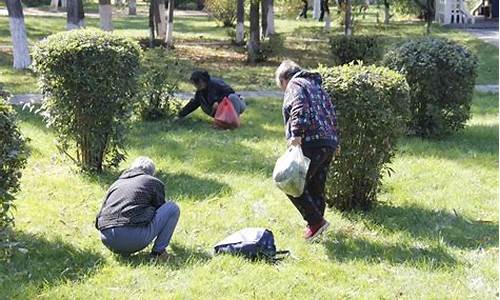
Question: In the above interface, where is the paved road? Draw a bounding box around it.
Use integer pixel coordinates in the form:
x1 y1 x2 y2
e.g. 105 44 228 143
7 86 497 105
463 28 499 47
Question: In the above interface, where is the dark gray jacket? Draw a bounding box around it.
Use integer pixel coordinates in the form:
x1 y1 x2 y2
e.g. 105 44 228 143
95 169 165 231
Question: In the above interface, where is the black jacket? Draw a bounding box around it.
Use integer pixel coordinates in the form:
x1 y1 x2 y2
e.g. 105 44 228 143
178 77 235 118
95 169 165 231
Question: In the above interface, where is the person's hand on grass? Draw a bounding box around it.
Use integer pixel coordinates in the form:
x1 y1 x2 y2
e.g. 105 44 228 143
211 102 219 115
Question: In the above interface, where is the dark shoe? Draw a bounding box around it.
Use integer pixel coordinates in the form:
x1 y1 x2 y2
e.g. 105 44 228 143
150 250 169 261
304 219 330 242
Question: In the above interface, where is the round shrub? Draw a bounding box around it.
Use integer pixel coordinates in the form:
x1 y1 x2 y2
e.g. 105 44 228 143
0 97 29 228
319 63 410 210
330 35 383 66
137 48 184 121
32 30 141 172
205 0 237 27
383 37 478 137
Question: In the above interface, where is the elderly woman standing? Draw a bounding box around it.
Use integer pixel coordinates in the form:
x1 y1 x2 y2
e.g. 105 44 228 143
275 60 339 241
95 157 180 258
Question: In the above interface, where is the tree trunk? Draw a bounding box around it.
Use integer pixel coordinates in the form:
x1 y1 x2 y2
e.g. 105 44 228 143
50 0 58 11
313 0 321 19
99 0 113 31
128 0 136 15
344 0 352 35
236 0 244 44
165 0 174 48
383 0 390 24
61 0 67 8
324 11 331 30
5 0 31 69
247 0 261 63
261 0 268 37
67 0 85 30
196 0 204 10
149 0 155 44
151 0 161 35
157 0 167 40
266 0 275 35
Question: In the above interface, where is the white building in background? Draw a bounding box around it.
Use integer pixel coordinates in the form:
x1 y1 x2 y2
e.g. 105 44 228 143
435 0 475 24
436 0 499 25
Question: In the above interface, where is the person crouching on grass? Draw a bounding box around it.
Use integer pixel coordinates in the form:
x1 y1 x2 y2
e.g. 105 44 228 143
176 70 246 120
95 157 180 259
275 60 340 242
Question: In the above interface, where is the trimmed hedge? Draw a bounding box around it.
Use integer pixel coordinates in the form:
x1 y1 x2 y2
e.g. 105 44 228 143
319 63 410 210
0 97 29 228
383 37 478 137
330 35 383 66
32 30 141 172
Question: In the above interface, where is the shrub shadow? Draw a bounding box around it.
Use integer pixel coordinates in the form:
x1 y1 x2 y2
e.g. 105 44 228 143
323 231 457 269
348 204 498 249
0 229 104 299
156 170 231 201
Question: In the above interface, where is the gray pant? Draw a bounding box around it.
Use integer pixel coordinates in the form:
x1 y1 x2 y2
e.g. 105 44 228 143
100 202 180 255
228 93 246 115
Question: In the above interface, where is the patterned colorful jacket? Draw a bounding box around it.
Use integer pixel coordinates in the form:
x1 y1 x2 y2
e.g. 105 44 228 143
283 71 339 148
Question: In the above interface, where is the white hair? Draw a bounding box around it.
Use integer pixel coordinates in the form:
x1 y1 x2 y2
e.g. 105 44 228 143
275 60 302 89
130 156 156 175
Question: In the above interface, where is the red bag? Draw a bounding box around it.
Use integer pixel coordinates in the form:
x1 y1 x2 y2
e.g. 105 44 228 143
214 97 240 129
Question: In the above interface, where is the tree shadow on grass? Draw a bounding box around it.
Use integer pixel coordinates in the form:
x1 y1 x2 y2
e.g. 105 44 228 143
0 229 104 299
156 170 231 201
323 231 457 269
114 243 212 271
347 204 498 250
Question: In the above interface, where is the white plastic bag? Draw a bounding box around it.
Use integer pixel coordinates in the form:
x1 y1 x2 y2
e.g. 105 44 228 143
272 145 311 197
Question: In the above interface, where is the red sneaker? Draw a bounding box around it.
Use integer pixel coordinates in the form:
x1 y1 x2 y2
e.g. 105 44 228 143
304 219 330 242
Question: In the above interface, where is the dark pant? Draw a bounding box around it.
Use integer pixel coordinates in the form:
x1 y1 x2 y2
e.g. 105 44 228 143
299 0 308 18
287 146 334 226
319 0 330 21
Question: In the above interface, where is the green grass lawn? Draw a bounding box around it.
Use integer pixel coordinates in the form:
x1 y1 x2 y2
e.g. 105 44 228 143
0 92 497 299
0 8 498 94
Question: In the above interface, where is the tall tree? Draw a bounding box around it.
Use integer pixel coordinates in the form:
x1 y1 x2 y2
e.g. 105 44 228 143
50 0 58 11
165 0 174 48
266 0 275 35
344 0 352 35
158 0 167 40
247 0 262 63
67 0 85 30
5 0 31 69
413 0 434 34
383 0 391 24
99 0 113 31
236 0 244 45
261 0 268 37
128 0 137 15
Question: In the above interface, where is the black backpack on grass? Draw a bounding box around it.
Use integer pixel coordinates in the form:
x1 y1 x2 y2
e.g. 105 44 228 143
214 228 289 262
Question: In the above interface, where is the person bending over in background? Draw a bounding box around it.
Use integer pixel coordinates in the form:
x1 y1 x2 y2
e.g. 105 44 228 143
297 0 309 19
177 70 246 119
95 157 180 259
275 60 340 242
